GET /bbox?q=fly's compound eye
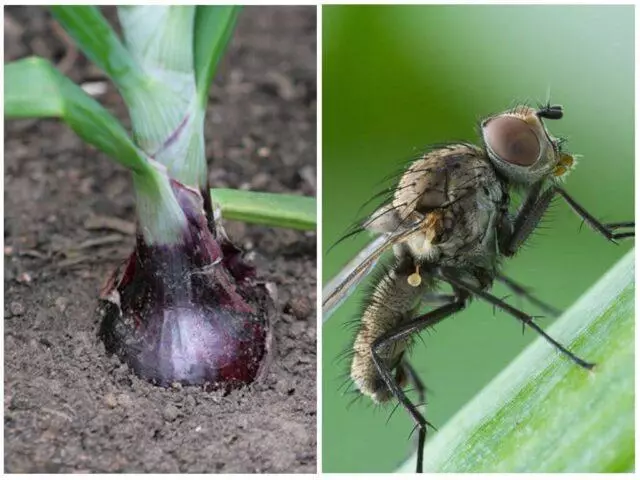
[483,116,540,166]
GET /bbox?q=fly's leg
[555,187,634,240]
[422,293,457,306]
[500,183,634,256]
[439,270,595,370]
[496,273,561,317]
[371,297,467,473]
[402,359,427,406]
[400,359,430,456]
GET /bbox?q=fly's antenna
[545,84,552,108]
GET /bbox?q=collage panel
[322,4,634,474]
[3,2,637,477]
[5,5,316,473]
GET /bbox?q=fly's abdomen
[351,260,429,403]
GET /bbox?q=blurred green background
[322,5,634,473]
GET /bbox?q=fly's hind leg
[439,269,595,370]
[496,273,561,317]
[402,359,432,454]
[371,296,467,473]
[402,359,427,406]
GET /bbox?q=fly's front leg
[554,187,634,241]
[500,183,634,257]
[371,298,466,473]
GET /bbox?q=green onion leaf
[5,57,187,246]
[49,6,147,97]
[194,6,241,110]
[5,57,147,175]
[211,189,317,231]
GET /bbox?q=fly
[322,103,634,473]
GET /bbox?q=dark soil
[4,6,316,473]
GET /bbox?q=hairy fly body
[322,103,634,473]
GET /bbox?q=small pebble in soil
[16,272,32,284]
[163,405,180,422]
[285,297,311,320]
[10,394,30,410]
[116,394,132,408]
[288,319,308,339]
[9,301,25,317]
[276,378,291,395]
[251,172,271,189]
[265,282,278,303]
[54,297,68,313]
[34,310,49,328]
[184,396,196,409]
[104,393,118,409]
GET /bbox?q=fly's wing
[322,235,387,322]
[322,219,424,322]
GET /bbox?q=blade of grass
[194,6,241,110]
[5,57,147,175]
[398,249,634,472]
[210,189,316,231]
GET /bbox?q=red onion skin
[99,182,272,389]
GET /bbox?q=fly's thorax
[390,145,504,267]
[351,258,431,403]
[393,144,485,220]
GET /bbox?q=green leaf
[49,6,147,97]
[5,57,188,246]
[399,249,634,473]
[4,57,148,175]
[211,189,317,231]
[194,6,241,110]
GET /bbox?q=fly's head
[480,104,577,185]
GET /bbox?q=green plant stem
[116,6,197,158]
[118,6,195,76]
[211,189,316,231]
[51,6,241,192]
[398,249,634,473]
